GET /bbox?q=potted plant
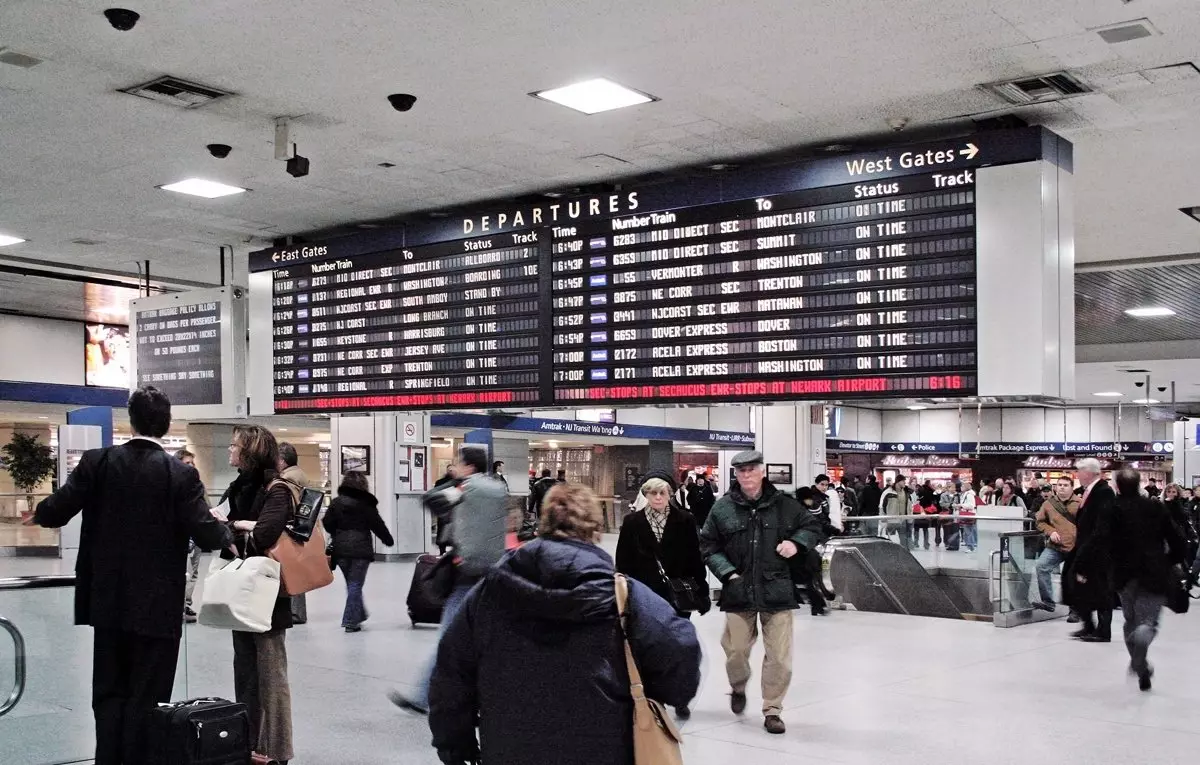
[1,432,56,516]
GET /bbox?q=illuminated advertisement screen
[85,323,131,388]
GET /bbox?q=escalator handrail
[0,615,26,718]
[0,575,76,591]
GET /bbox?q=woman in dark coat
[323,471,395,632]
[1110,469,1187,690]
[429,483,701,765]
[616,476,711,618]
[220,425,296,764]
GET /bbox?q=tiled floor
[2,554,1199,764]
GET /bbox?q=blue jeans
[413,581,474,710]
[962,523,978,550]
[1035,546,1067,604]
[338,558,371,627]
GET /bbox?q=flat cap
[731,450,764,467]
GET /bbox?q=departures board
[250,128,1073,413]
[548,174,977,405]
[268,235,542,412]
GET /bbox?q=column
[647,439,675,478]
[754,403,826,491]
[185,423,238,499]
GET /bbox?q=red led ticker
[558,375,967,401]
[276,390,529,411]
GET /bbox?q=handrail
[0,575,76,590]
[0,616,26,718]
[827,542,910,615]
[845,514,1033,522]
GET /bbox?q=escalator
[821,537,966,619]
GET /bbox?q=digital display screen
[268,234,542,412]
[547,174,977,405]
[85,323,131,388]
[134,301,223,405]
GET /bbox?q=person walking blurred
[1109,468,1187,690]
[323,471,395,632]
[429,483,701,765]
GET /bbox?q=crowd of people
[23,387,1197,763]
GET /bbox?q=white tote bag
[198,556,281,633]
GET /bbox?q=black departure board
[548,173,977,405]
[269,234,542,412]
[135,301,223,405]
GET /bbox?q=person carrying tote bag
[615,573,685,765]
[199,555,282,633]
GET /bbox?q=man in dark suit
[28,387,231,765]
[1066,457,1117,642]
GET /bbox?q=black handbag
[654,557,707,613]
[1167,564,1191,614]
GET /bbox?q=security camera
[388,93,417,112]
[103,8,140,31]
[1134,381,1145,388]
[232,287,245,299]
[207,143,232,159]
[887,117,910,132]
[1157,386,1168,393]
[286,154,310,178]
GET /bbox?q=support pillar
[754,404,826,491]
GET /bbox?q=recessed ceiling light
[1124,306,1175,318]
[906,404,928,411]
[531,78,656,115]
[159,178,248,198]
[1131,398,1161,405]
[1093,392,1124,397]
[0,234,27,247]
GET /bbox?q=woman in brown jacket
[220,424,296,764]
[1032,476,1080,611]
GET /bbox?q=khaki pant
[721,610,793,716]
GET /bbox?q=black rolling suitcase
[145,697,251,765]
[407,553,450,627]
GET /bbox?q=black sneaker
[183,608,197,624]
[764,715,786,734]
[730,691,747,715]
[1138,668,1153,692]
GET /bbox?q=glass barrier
[841,513,1032,573]
[0,494,57,551]
[993,531,1064,627]
[0,577,190,765]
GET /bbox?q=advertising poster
[85,324,130,388]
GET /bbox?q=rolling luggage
[145,697,251,765]
[407,553,451,626]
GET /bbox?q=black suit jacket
[35,439,231,640]
[1111,496,1187,593]
[1067,479,1117,610]
[615,502,709,614]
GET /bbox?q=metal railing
[0,576,73,720]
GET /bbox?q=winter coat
[858,482,882,517]
[1111,495,1187,594]
[527,476,556,515]
[688,480,717,529]
[323,485,395,561]
[699,481,823,612]
[1034,496,1080,552]
[1066,479,1117,612]
[879,485,913,516]
[429,538,701,765]
[220,468,297,631]
[34,440,231,640]
[615,501,710,615]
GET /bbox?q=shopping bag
[198,556,281,633]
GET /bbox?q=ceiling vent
[0,49,44,68]
[120,76,232,108]
[1094,18,1159,44]
[981,72,1091,105]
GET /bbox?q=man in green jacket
[700,450,823,735]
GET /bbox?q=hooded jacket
[429,538,701,765]
[323,485,395,561]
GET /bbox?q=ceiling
[1076,262,1200,345]
[0,0,1198,287]
[0,270,146,324]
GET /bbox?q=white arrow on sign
[272,253,280,262]
[959,143,979,160]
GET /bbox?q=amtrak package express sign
[250,128,1064,413]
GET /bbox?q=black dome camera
[207,143,232,159]
[1157,386,1168,393]
[1134,381,1145,388]
[103,8,140,31]
[388,93,417,112]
